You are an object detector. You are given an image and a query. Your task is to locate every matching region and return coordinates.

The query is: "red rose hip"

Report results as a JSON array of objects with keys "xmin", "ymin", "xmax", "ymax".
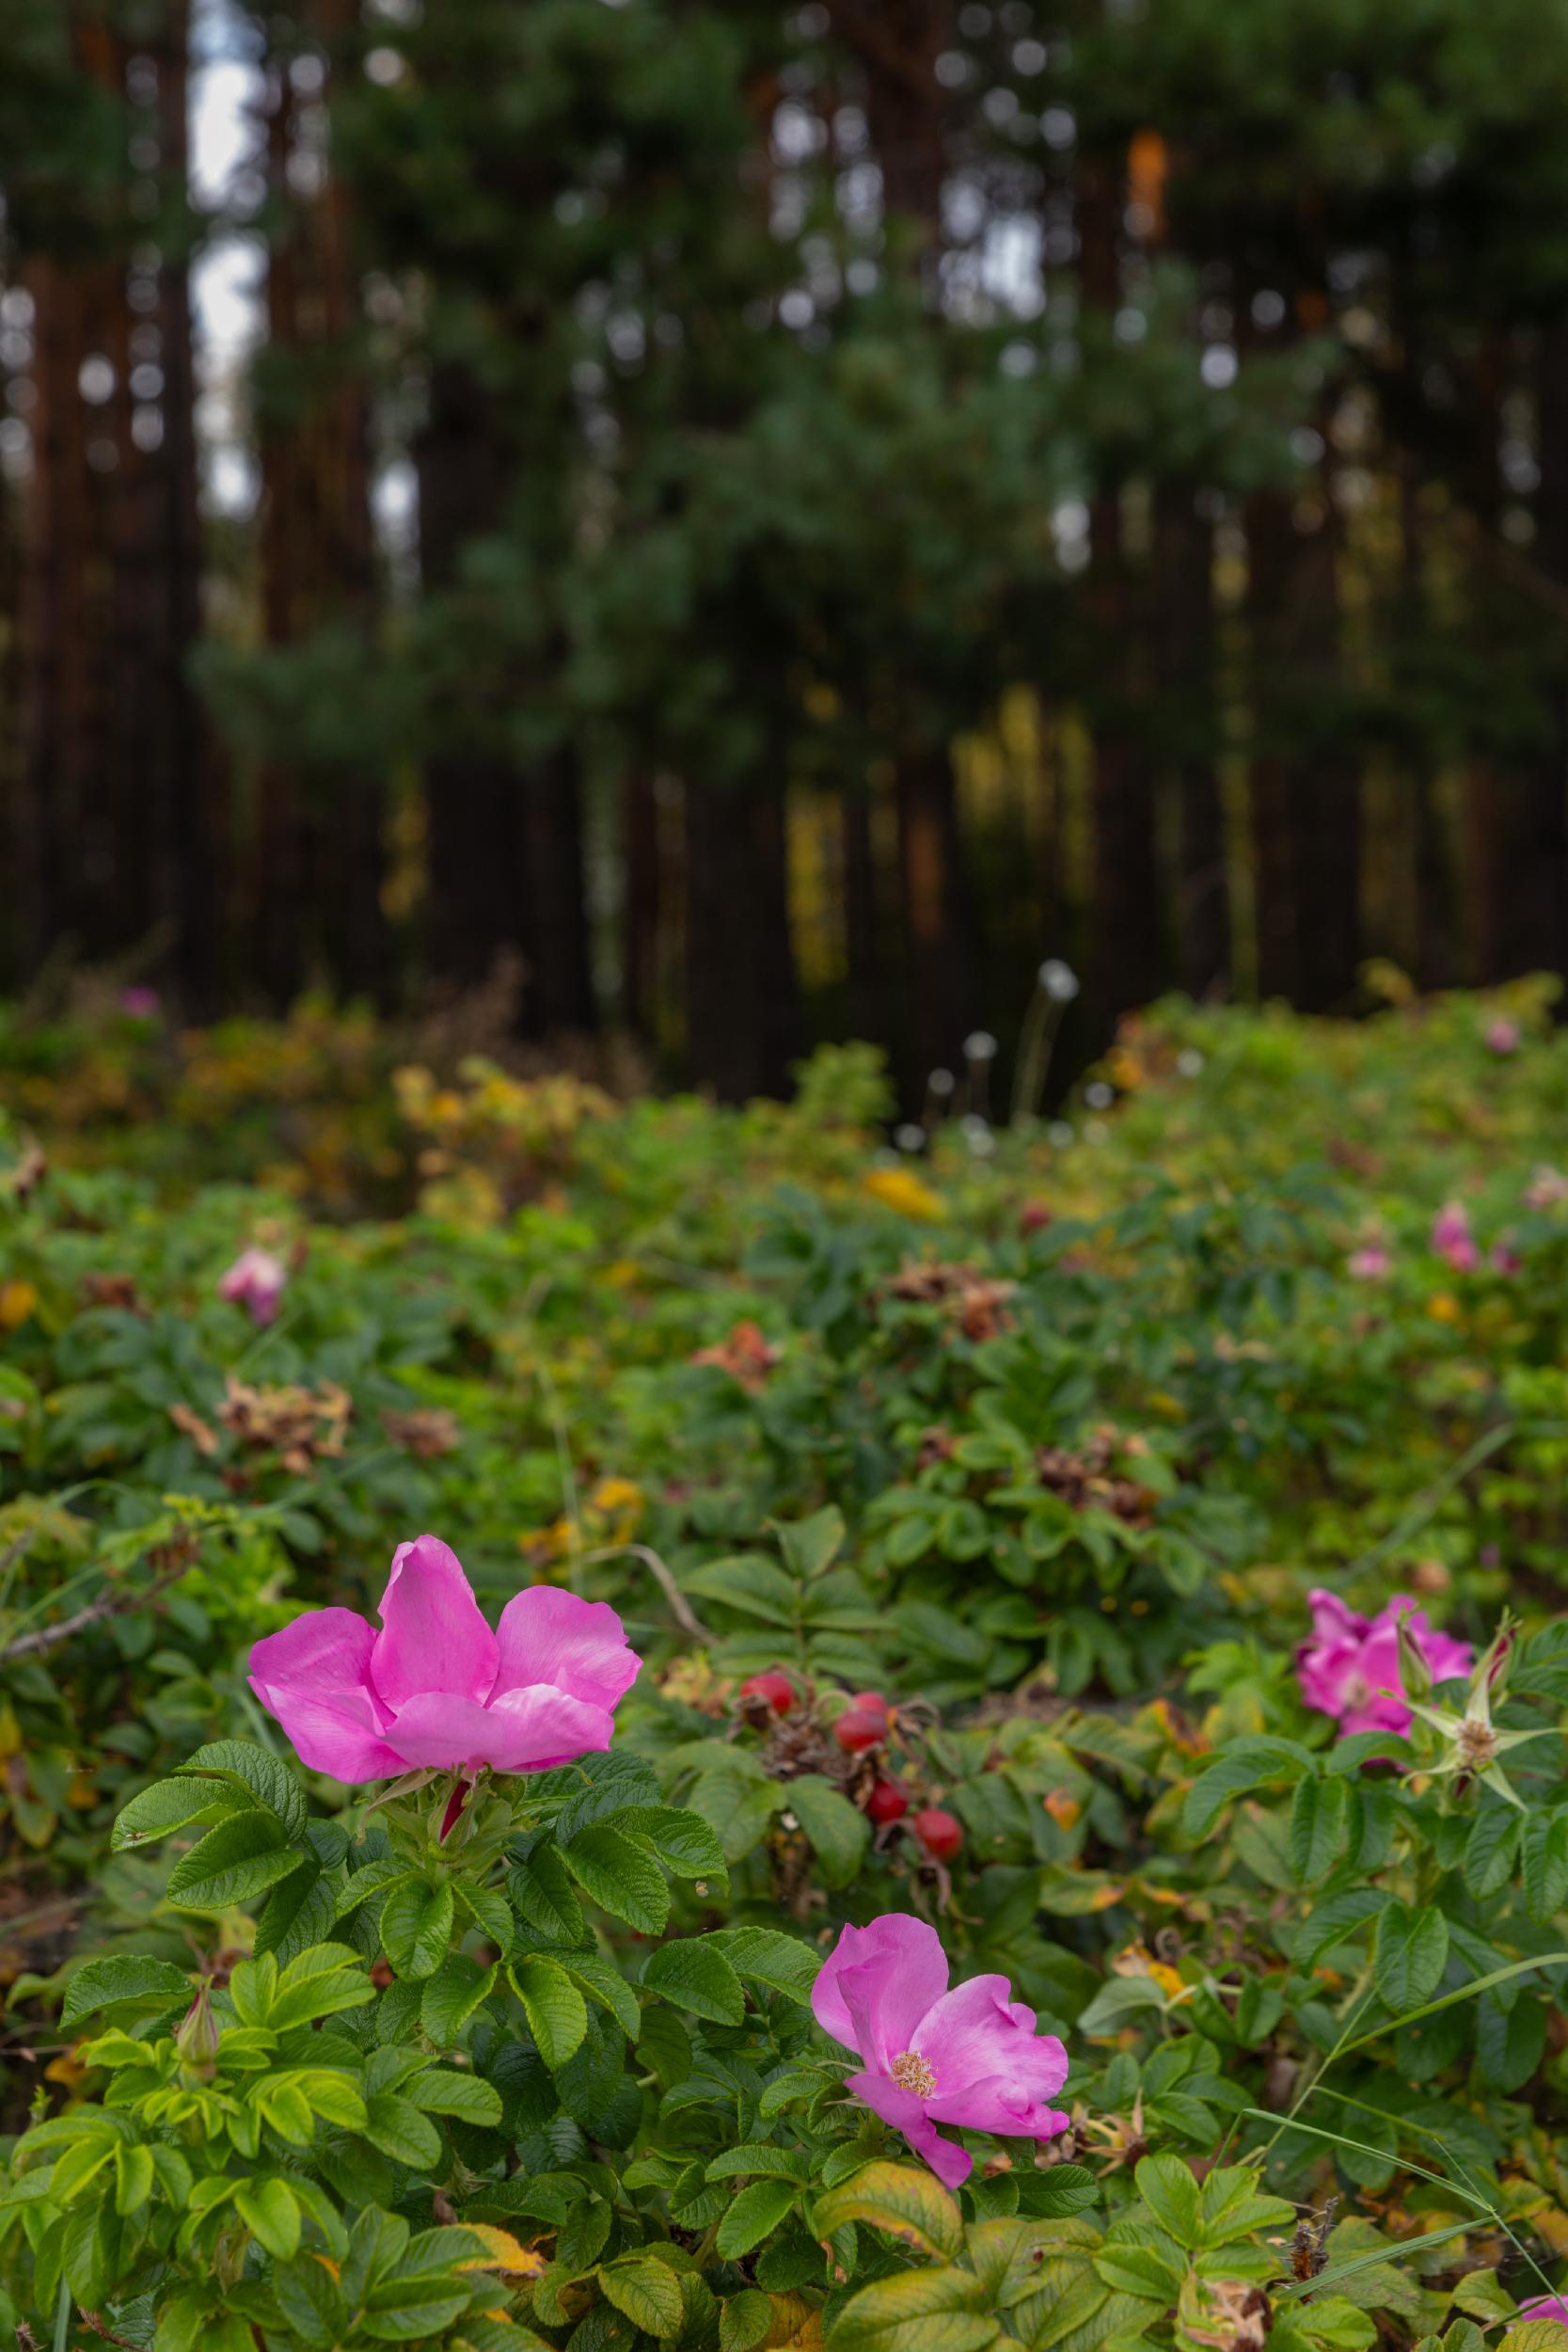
[
  {"xmin": 850, "ymin": 1690, "xmax": 889, "ymax": 1720},
  {"xmin": 833, "ymin": 1708, "xmax": 887, "ymax": 1755},
  {"xmin": 738, "ymin": 1670, "xmax": 795, "ymax": 1715},
  {"xmin": 912, "ymin": 1805, "xmax": 963, "ymax": 1859},
  {"xmin": 865, "ymin": 1777, "xmax": 909, "ymax": 1824}
]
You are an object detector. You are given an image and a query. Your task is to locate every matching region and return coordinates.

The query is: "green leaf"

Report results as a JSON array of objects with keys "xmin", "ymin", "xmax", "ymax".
[
  {"xmin": 706, "ymin": 2146, "xmax": 810, "ymax": 2184},
  {"xmin": 421, "ymin": 1954, "xmax": 499, "ymax": 2047},
  {"xmin": 782, "ymin": 1775, "xmax": 871, "ymax": 1890},
  {"xmin": 381, "ymin": 1881, "xmax": 455, "ymax": 1981},
  {"xmin": 511, "ymin": 1955, "xmax": 589, "ymax": 2068},
  {"xmin": 775, "ymin": 1505, "xmax": 846, "ymax": 1581},
  {"xmin": 1499, "ymin": 2326, "xmax": 1568, "ymax": 2352},
  {"xmin": 1477, "ymin": 1988, "xmax": 1546, "ymax": 2090},
  {"xmin": 269, "ymin": 1942, "xmax": 375, "ymax": 2028},
  {"xmin": 600, "ymin": 2251, "xmax": 686, "ymax": 2339},
  {"xmin": 720, "ymin": 2288, "xmax": 775, "ymax": 2352},
  {"xmin": 707, "ymin": 1926, "xmax": 820, "ymax": 2006},
  {"xmin": 507, "ymin": 1844, "xmax": 586, "ymax": 1944},
  {"xmin": 562, "ymin": 1950, "xmax": 641, "ymax": 2042},
  {"xmin": 110, "ymin": 1777, "xmax": 237, "ymax": 1851},
  {"xmin": 166, "ymin": 1811, "xmax": 298, "ymax": 1913},
  {"xmin": 1373, "ymin": 1902, "xmax": 1449, "ymax": 2014},
  {"xmin": 1132, "ymin": 2155, "xmax": 1202, "ymax": 2249},
  {"xmin": 61, "ymin": 1953, "xmax": 191, "ymax": 2027},
  {"xmin": 1289, "ymin": 1775, "xmax": 1353, "ymax": 1885},
  {"xmin": 716, "ymin": 2177, "xmax": 801, "ymax": 2259},
  {"xmin": 113, "ymin": 2141, "xmax": 154, "ymax": 2217},
  {"xmin": 236, "ymin": 2177, "xmax": 302, "ymax": 2262},
  {"xmin": 612, "ymin": 1804, "xmax": 728, "ymax": 1884},
  {"xmin": 642, "ymin": 1937, "xmax": 747, "ymax": 2026},
  {"xmin": 406, "ymin": 2068, "xmax": 504, "ymax": 2127},
  {"xmin": 175, "ymin": 1740, "xmax": 309, "ymax": 1839},
  {"xmin": 828, "ymin": 2264, "xmax": 998, "ymax": 2352},
  {"xmin": 560, "ymin": 1822, "xmax": 671, "ymax": 1934},
  {"xmin": 1181, "ymin": 1740, "xmax": 1314, "ymax": 1837},
  {"xmin": 360, "ymin": 2090, "xmax": 442, "ymax": 2169},
  {"xmin": 683, "ymin": 1554, "xmax": 799, "ymax": 1624},
  {"xmin": 1464, "ymin": 1802, "xmax": 1522, "ymax": 1901},
  {"xmin": 1522, "ymin": 1810, "xmax": 1568, "ymax": 1922},
  {"xmin": 813, "ymin": 2160, "xmax": 964, "ymax": 2261},
  {"xmin": 1093, "ymin": 2238, "xmax": 1183, "ymax": 2302}
]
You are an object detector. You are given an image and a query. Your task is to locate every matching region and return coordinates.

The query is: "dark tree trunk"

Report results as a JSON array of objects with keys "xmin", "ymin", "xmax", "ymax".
[
  {"xmin": 895, "ymin": 739, "xmax": 974, "ymax": 1081},
  {"xmin": 841, "ymin": 785, "xmax": 886, "ymax": 1046},
  {"xmin": 1154, "ymin": 485, "xmax": 1228, "ymax": 998},
  {"xmin": 1511, "ymin": 316, "xmax": 1568, "ymax": 982},
  {"xmin": 684, "ymin": 777, "xmax": 800, "ymax": 1101},
  {"xmin": 621, "ymin": 771, "xmax": 661, "ymax": 1040},
  {"xmin": 416, "ymin": 358, "xmax": 596, "ymax": 1033},
  {"xmin": 1289, "ymin": 519, "xmax": 1359, "ymax": 1011},
  {"xmin": 1245, "ymin": 491, "xmax": 1301, "ymax": 1002}
]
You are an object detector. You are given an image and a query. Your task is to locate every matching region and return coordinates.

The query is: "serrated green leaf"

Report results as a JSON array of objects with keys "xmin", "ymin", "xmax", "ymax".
[
  {"xmin": 511, "ymin": 1955, "xmax": 589, "ymax": 2068},
  {"xmin": 560, "ymin": 1822, "xmax": 671, "ymax": 1934},
  {"xmin": 642, "ymin": 1936, "xmax": 747, "ymax": 2025}
]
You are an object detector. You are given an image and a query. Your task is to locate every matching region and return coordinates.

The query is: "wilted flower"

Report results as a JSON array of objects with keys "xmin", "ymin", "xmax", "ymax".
[
  {"xmin": 1526, "ymin": 1165, "xmax": 1568, "ymax": 1210},
  {"xmin": 1484, "ymin": 1017, "xmax": 1521, "ymax": 1056},
  {"xmin": 811, "ymin": 1914, "xmax": 1069, "ymax": 2189},
  {"xmin": 1401, "ymin": 1616, "xmax": 1548, "ymax": 1808},
  {"xmin": 1347, "ymin": 1244, "xmax": 1391, "ymax": 1280},
  {"xmin": 248, "ymin": 1534, "xmax": 641, "ymax": 1780},
  {"xmin": 1296, "ymin": 1589, "xmax": 1472, "ymax": 1737},
  {"xmin": 1431, "ymin": 1201, "xmax": 1480, "ymax": 1274},
  {"xmin": 217, "ymin": 1246, "xmax": 288, "ymax": 1327}
]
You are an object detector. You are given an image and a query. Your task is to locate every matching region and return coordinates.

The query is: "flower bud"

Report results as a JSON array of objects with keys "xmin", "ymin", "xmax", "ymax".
[
  {"xmin": 1395, "ymin": 1606, "xmax": 1435, "ymax": 1707},
  {"xmin": 175, "ymin": 1979, "xmax": 220, "ymax": 2082}
]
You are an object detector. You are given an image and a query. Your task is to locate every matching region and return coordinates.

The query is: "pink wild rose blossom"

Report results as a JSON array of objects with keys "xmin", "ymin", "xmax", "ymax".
[
  {"xmin": 248, "ymin": 1534, "xmax": 641, "ymax": 1780},
  {"xmin": 1484, "ymin": 1017, "xmax": 1521, "ymax": 1056},
  {"xmin": 811, "ymin": 1914, "xmax": 1069, "ymax": 2190},
  {"xmin": 1347, "ymin": 1244, "xmax": 1391, "ymax": 1280},
  {"xmin": 217, "ymin": 1245, "xmax": 288, "ymax": 1326},
  {"xmin": 1296, "ymin": 1589, "xmax": 1472, "ymax": 1737},
  {"xmin": 1431, "ymin": 1200, "xmax": 1480, "ymax": 1274},
  {"xmin": 1518, "ymin": 2300, "xmax": 1568, "ymax": 2327}
]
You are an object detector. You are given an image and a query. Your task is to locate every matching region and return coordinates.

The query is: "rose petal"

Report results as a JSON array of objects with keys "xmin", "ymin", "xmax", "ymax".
[
  {"xmin": 913, "ymin": 1976, "xmax": 1069, "ymax": 2125},
  {"xmin": 811, "ymin": 1915, "xmax": 949, "ymax": 2070},
  {"xmin": 384, "ymin": 1685, "xmax": 613, "ymax": 1774},
  {"xmin": 372, "ymin": 1534, "xmax": 497, "ymax": 1710},
  {"xmin": 845, "ymin": 2070, "xmax": 973, "ymax": 2191},
  {"xmin": 248, "ymin": 1609, "xmax": 403, "ymax": 1782},
  {"xmin": 493, "ymin": 1585, "xmax": 641, "ymax": 1711}
]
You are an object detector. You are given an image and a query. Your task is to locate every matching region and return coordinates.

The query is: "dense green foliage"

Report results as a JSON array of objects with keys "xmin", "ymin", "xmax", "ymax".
[{"xmin": 4, "ymin": 988, "xmax": 1568, "ymax": 2347}]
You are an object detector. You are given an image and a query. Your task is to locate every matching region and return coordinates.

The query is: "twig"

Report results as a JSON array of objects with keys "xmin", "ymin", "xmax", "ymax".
[
  {"xmin": 0, "ymin": 1556, "xmax": 193, "ymax": 1665},
  {"xmin": 79, "ymin": 2315, "xmax": 145, "ymax": 2350},
  {"xmin": 576, "ymin": 1544, "xmax": 713, "ymax": 1643}
]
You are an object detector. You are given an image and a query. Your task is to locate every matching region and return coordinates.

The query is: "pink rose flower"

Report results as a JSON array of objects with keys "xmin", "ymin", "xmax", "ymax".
[
  {"xmin": 1518, "ymin": 2299, "xmax": 1568, "ymax": 2327},
  {"xmin": 1296, "ymin": 1589, "xmax": 1472, "ymax": 1737},
  {"xmin": 217, "ymin": 1246, "xmax": 288, "ymax": 1327},
  {"xmin": 1431, "ymin": 1201, "xmax": 1480, "ymax": 1273},
  {"xmin": 1347, "ymin": 1244, "xmax": 1391, "ymax": 1280},
  {"xmin": 1484, "ymin": 1018, "xmax": 1521, "ymax": 1056},
  {"xmin": 811, "ymin": 1914, "xmax": 1069, "ymax": 2190},
  {"xmin": 1490, "ymin": 1239, "xmax": 1521, "ymax": 1275},
  {"xmin": 248, "ymin": 1534, "xmax": 641, "ymax": 1780}
]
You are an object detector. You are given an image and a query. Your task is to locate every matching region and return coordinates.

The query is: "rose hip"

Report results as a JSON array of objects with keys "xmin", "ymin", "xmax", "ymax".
[
  {"xmin": 833, "ymin": 1708, "xmax": 887, "ymax": 1755},
  {"xmin": 912, "ymin": 1806, "xmax": 963, "ymax": 1860},
  {"xmin": 738, "ymin": 1670, "xmax": 795, "ymax": 1715},
  {"xmin": 865, "ymin": 1778, "xmax": 909, "ymax": 1824}
]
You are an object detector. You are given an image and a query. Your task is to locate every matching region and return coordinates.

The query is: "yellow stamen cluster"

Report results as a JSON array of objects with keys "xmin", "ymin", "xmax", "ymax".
[{"xmin": 890, "ymin": 2051, "xmax": 937, "ymax": 2098}]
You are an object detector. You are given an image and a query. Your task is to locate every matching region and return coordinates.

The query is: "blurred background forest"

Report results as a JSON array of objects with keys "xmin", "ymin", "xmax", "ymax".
[{"xmin": 5, "ymin": 0, "xmax": 1568, "ymax": 1104}]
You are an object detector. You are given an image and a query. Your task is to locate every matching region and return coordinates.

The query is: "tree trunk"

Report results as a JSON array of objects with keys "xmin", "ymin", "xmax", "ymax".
[
  {"xmin": 621, "ymin": 771, "xmax": 661, "ymax": 1041},
  {"xmin": 1154, "ymin": 485, "xmax": 1228, "ymax": 998},
  {"xmin": 684, "ymin": 776, "xmax": 800, "ymax": 1101},
  {"xmin": 895, "ymin": 739, "xmax": 974, "ymax": 1081},
  {"xmin": 416, "ymin": 359, "xmax": 596, "ymax": 1033}
]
